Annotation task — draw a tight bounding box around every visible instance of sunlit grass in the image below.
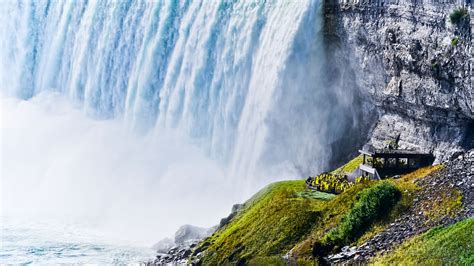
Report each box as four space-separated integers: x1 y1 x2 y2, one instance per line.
193 160 457 264
331 155 363 175
373 218 474 265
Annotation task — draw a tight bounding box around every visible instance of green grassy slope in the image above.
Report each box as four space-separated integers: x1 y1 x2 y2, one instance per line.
193 181 330 264
192 158 463 265
193 178 383 264
374 218 474 265
331 155 363 175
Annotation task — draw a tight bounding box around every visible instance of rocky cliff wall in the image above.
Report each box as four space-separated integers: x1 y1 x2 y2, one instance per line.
324 0 473 161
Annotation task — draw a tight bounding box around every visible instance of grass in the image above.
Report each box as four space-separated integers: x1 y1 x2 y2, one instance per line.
193 180 324 265
193 179 373 264
373 218 474 265
331 155 363 175
247 256 285 266
390 165 443 212
356 164 444 245
193 159 456 264
451 36 459 46
386 164 462 224
296 190 336 200
322 182 401 247
398 164 444 182
292 182 374 257
421 189 463 221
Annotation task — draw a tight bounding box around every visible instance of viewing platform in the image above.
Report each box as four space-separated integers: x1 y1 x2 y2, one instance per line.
306 144 435 194
355 145 435 180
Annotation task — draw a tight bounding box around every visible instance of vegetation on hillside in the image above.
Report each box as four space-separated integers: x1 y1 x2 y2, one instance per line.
356 164 445 244
322 182 401 247
451 36 459 46
331 155 363 175
296 190 336 200
191 156 465 265
374 218 474 265
192 179 376 264
192 181 324 265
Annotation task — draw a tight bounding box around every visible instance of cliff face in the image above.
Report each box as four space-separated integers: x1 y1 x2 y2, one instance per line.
325 0 473 161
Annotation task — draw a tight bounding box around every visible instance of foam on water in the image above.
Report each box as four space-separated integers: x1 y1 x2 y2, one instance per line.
1 216 155 264
0 0 336 177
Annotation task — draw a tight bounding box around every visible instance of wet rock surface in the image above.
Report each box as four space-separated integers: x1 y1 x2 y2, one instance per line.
148 204 243 265
325 0 473 161
218 203 244 229
148 240 199 265
149 224 216 265
174 225 215 246
327 150 474 264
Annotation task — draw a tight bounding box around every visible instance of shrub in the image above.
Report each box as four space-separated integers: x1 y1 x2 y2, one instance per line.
449 7 469 25
451 36 459 46
322 182 401 246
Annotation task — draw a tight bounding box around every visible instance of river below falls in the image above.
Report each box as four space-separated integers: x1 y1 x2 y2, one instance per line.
0 216 156 264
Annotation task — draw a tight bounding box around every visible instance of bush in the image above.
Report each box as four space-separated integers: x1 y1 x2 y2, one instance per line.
322 182 401 246
449 7 469 25
451 36 459 46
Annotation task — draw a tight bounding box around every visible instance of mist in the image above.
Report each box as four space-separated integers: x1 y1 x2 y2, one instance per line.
0 0 364 250
0 93 254 245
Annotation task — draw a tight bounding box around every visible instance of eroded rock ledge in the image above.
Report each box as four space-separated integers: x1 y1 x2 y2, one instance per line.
325 0 473 161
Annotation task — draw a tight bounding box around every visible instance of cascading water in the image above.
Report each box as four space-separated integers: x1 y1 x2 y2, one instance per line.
0 0 360 263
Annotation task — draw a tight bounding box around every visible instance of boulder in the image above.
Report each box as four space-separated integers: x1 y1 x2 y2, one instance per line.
174 224 215 245
151 237 175 253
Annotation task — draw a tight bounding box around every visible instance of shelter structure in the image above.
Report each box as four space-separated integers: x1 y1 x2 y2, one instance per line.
353 144 435 180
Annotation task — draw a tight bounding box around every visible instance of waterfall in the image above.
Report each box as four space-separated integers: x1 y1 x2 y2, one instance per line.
0 0 361 242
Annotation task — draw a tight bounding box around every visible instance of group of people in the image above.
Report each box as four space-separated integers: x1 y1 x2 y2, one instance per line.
306 172 352 194
306 173 371 194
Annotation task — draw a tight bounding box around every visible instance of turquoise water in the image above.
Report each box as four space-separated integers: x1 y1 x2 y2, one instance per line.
0 217 156 264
